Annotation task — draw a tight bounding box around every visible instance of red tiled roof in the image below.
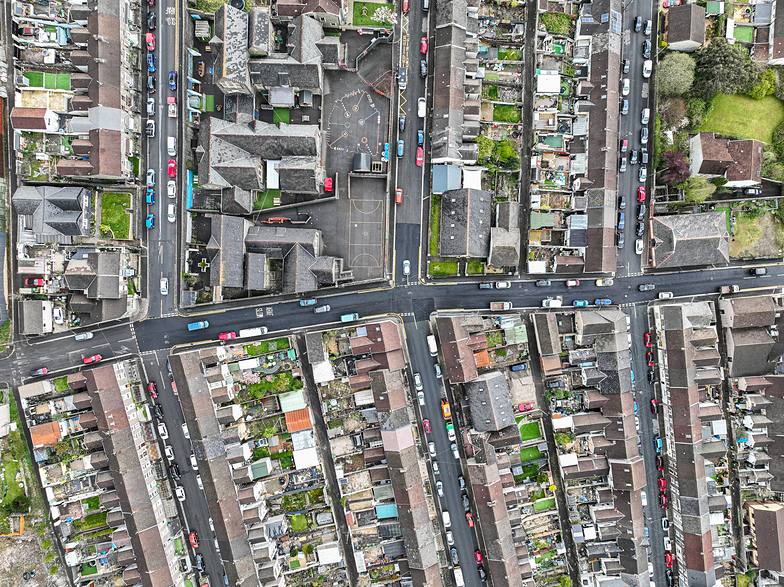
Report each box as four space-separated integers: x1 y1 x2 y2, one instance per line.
474 349 490 368
285 408 312 432
30 421 62 447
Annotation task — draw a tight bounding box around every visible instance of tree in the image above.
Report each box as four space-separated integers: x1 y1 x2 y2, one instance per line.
661 151 691 185
773 120 784 158
9 495 31 513
554 432 574 446
504 156 521 171
536 473 550 484
657 52 696 96
476 135 494 161
693 38 760 100
559 577 574 587
749 68 777 99
495 140 515 162
684 175 717 204
686 96 711 128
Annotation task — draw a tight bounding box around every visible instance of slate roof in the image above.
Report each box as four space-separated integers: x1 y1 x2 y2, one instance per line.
248 57 322 91
488 202 521 267
206 215 250 288
439 188 492 257
12 185 91 243
436 315 480 383
277 156 322 194
667 4 706 47
244 252 269 291
248 8 272 56
221 187 253 215
288 15 324 65
211 5 252 94
63 251 122 299
650 212 730 269
465 371 517 432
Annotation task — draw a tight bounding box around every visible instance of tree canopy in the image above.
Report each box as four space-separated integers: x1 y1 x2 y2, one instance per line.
694 39 760 99
661 151 691 185
684 175 717 203
657 52 696 96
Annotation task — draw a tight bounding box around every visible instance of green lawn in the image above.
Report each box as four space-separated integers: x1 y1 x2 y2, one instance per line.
534 498 556 511
498 49 523 60
732 26 753 43
466 259 484 274
429 261 458 277
255 189 280 210
493 104 521 123
429 195 441 256
101 192 131 240
290 514 308 532
541 12 573 34
54 376 69 392
353 1 393 26
485 72 500 81
273 108 290 124
519 422 542 442
520 446 543 462
699 94 784 144
245 337 291 355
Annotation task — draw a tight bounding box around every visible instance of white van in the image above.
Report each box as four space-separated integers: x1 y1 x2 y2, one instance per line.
427 334 437 356
418 97 426 118
442 511 451 528
167 136 176 156
542 298 563 308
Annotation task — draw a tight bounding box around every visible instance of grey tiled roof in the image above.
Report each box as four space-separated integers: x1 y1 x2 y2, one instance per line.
20 300 46 335
488 202 521 267
221 187 253 215
211 5 252 94
248 57 322 91
277 156 321 194
248 8 272 56
287 15 324 65
465 371 516 432
12 185 91 242
651 212 729 269
207 215 250 288
439 188 492 257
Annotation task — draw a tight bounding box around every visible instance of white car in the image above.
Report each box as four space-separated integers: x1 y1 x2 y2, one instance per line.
641 108 650 125
165 445 175 461
658 292 674 300
208 518 214 532
75 332 94 341
190 453 198 469
642 59 652 79
495 281 511 289
53 307 65 324
436 480 444 497
635 239 643 255
621 78 630 96
175 486 186 501
446 530 454 545
417 391 425 406
167 180 176 198
429 441 437 457
196 475 203 490
160 277 169 295
158 422 169 440
414 373 423 391
403 259 410 276
146 98 155 115
641 489 647 506
167 203 176 223
182 422 190 439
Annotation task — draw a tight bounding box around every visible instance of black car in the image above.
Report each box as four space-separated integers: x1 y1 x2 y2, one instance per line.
451 548 459 566
420 59 427 78
147 75 156 94
147 11 156 30
169 463 180 480
195 554 204 572
478 283 493 289
617 232 624 248
751 267 767 275
623 59 630 74
630 150 638 165
398 114 406 132
636 221 644 237
458 475 466 490
536 280 551 287
643 40 651 58
648 370 655 384
634 16 642 31
639 283 655 292
462 494 470 511
478 566 487 581
666 570 674 587
153 404 163 419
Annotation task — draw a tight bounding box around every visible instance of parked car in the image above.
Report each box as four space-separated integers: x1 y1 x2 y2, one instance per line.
619 157 627 172
596 278 614 287
170 463 180 480
495 281 511 289
182 423 190 439
634 16 642 31
659 477 667 491
423 419 431 433
418 130 424 145
153 404 163 419
175 486 186 501
148 381 158 398
573 300 589 307
660 494 668 509
158 422 169 439
420 59 427 77
420 36 428 53
169 71 177 90
147 54 156 72
25 278 44 286
658 291 674 299
662 518 670 530
621 99 629 116
218 332 236 340
617 232 625 248
465 512 474 527
397 139 404 157
636 221 644 237
641 127 649 145
147 74 156 93
428 441 437 457
475 551 483 565
657 455 664 470
642 60 652 78
641 108 650 125
638 187 646 202
536 280 551 287
168 159 177 178
83 354 102 364
146 168 156 186
644 19 652 35
620 138 628 152
751 267 767 275
621 78 630 96
416 147 424 166
451 548 459 566
565 280 580 287
635 239 643 255
648 370 656 384
639 283 655 291
630 150 638 165
147 11 156 29
436 480 444 497
623 59 630 73
189 531 199 549
643 39 651 58
146 32 155 50
745 187 763 196
30 367 48 376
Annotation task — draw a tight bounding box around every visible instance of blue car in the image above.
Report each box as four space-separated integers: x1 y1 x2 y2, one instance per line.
631 369 635 383
634 401 638 415
146 189 155 205
595 299 612 306
168 71 177 90
418 130 424 145
572 300 588 307
300 299 317 307
397 139 404 157
383 143 389 160
147 54 156 72
654 436 662 453
145 213 155 229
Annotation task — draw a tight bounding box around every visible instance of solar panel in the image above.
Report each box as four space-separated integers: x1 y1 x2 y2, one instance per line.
611 11 622 33
601 12 609 22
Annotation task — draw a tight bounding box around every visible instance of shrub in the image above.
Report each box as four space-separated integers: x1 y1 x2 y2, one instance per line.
773 120 784 158
749 68 777 99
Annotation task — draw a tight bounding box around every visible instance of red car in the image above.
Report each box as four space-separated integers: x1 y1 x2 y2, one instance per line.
420 36 428 53
518 402 535 412
395 188 403 205
25 278 44 286
647 351 654 366
423 419 431 433
638 187 646 202
465 512 474 527
565 280 580 287
659 477 667 491
148 381 158 399
660 494 668 509
218 332 236 340
651 399 658 414
664 552 674 567
83 354 102 364
146 33 155 51
416 147 424 166
168 159 177 178
475 551 483 564
657 455 664 470
324 177 333 192
189 531 199 548
402 0 409 12
644 332 652 347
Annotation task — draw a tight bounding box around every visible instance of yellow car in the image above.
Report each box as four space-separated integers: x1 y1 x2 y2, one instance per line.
596 278 614 287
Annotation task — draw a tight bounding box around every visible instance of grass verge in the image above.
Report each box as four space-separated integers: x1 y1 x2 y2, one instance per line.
352 1 393 26
429 195 440 256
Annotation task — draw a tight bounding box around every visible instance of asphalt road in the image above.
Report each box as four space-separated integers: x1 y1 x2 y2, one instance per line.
617 0 654 278
145 0 180 319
